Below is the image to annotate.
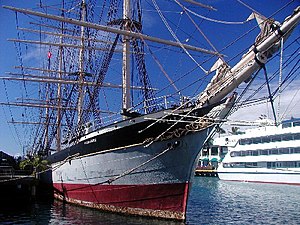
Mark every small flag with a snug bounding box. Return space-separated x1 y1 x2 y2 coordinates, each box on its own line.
48 51 52 59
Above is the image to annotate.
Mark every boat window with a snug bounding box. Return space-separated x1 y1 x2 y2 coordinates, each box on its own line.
239 138 251 145
260 150 268 155
270 149 279 155
293 121 300 127
252 150 258 156
240 151 246 156
271 135 281 142
246 150 252 156
282 122 292 128
252 137 261 144
223 163 230 168
245 163 251 167
261 136 271 143
231 162 245 168
211 147 218 155
293 133 300 140
284 161 295 167
279 148 289 154
246 162 258 168
281 134 293 141
230 151 241 157
292 147 300 154
235 151 241 156
223 161 300 169
220 146 228 155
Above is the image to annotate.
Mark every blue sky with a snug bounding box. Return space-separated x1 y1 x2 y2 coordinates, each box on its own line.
0 0 299 156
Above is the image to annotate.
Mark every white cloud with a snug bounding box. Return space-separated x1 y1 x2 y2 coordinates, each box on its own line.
228 79 300 125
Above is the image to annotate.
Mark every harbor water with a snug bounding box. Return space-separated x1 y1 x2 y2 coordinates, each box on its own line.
1 176 300 224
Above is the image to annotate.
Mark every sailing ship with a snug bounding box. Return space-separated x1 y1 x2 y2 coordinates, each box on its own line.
1 0 300 221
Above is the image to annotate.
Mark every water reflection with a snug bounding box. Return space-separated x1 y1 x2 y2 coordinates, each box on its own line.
50 200 183 225
1 177 300 224
186 177 300 225
0 198 183 225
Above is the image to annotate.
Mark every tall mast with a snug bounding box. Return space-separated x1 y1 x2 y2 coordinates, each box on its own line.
122 0 131 112
56 1 65 151
77 0 86 124
45 81 50 150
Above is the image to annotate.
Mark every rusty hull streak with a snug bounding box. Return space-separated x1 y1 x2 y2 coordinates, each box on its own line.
54 193 185 221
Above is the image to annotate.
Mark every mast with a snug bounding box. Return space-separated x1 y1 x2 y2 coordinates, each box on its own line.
45 77 50 151
56 1 65 152
122 0 131 112
77 0 86 125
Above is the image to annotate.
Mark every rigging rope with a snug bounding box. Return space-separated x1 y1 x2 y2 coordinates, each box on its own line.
277 38 284 122
231 37 300 117
262 66 277 125
228 35 300 123
182 2 246 25
151 0 208 74
174 0 225 63
1 80 22 150
236 0 262 17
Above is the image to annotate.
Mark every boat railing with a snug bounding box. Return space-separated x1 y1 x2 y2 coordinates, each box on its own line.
62 95 186 144
90 95 185 130
131 94 188 115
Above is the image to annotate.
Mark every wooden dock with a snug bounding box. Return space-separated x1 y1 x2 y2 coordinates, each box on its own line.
0 166 41 201
195 169 218 177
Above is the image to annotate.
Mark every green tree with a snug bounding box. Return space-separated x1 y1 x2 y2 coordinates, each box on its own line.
19 155 49 174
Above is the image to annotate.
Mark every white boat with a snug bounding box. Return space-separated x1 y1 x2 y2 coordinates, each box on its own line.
218 118 300 185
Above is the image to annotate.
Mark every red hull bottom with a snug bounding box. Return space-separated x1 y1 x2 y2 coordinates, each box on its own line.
53 182 189 221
